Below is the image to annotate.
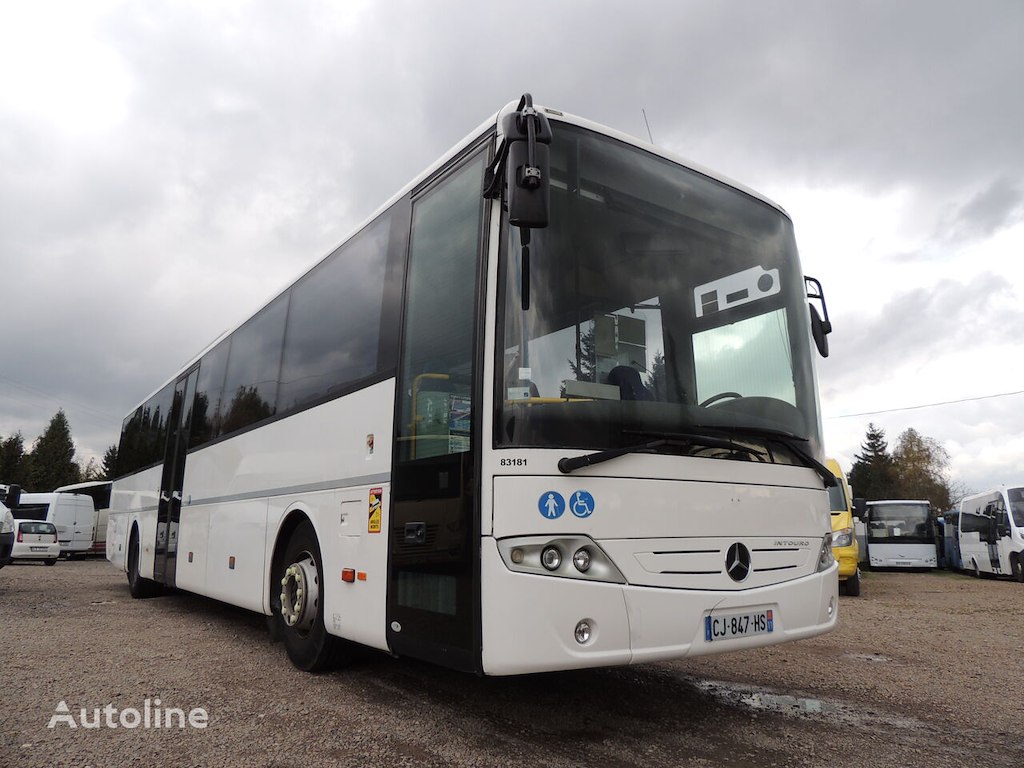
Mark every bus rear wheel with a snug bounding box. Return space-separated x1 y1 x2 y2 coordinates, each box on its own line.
272 520 348 672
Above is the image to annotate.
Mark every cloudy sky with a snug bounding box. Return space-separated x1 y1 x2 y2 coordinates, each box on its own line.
1 0 1021 495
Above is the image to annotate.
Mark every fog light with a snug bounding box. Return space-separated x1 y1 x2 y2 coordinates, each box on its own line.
510 548 524 564
541 546 562 571
828 596 835 617
574 619 592 644
573 548 592 572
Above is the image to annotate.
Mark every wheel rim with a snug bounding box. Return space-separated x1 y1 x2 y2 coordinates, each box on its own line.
279 554 319 634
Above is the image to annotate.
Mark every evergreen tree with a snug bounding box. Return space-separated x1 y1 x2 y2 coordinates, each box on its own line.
101 445 118 480
848 423 896 500
567 327 598 384
645 351 668 401
0 432 28 485
26 409 81 491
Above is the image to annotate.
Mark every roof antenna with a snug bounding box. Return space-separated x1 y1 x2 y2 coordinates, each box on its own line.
641 108 654 144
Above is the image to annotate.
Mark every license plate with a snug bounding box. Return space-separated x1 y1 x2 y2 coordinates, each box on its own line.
705 609 774 642
30 546 48 552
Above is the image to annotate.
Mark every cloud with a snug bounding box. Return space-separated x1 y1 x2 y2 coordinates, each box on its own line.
1 0 1022 481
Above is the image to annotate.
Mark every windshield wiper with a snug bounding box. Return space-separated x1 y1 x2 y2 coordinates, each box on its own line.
702 425 837 488
557 432 765 474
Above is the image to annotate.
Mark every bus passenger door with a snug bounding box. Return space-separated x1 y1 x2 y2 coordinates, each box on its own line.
153 367 198 587
388 145 488 673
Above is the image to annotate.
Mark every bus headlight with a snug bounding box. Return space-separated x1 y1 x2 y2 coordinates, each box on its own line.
541 546 562 571
817 534 835 572
497 536 626 584
573 548 592 572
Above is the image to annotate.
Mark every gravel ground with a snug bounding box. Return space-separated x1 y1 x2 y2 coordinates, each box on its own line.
1 560 1022 767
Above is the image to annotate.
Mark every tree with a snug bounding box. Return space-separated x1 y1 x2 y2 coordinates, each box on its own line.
891 428 954 512
567 326 598 384
848 423 896 500
79 457 103 482
0 432 28 485
645 351 668 401
26 409 81 491
101 445 118 481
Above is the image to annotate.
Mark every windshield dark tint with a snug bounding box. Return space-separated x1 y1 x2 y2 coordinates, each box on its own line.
497 123 822 461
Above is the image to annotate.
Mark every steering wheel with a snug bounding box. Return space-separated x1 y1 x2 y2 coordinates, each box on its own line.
699 391 742 407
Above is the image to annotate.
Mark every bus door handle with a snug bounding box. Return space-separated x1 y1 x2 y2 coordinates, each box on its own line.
404 522 426 545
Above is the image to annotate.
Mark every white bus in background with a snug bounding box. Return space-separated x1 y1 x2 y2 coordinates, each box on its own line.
108 93 839 675
13 492 96 557
958 487 1024 581
865 500 938 569
55 481 112 556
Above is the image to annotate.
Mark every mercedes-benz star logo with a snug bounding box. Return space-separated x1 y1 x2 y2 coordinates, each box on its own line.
725 543 751 582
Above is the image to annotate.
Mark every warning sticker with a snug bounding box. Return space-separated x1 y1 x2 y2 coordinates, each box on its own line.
368 487 382 534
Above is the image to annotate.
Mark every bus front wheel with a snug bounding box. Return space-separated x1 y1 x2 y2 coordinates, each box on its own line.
1011 554 1024 584
127 528 162 599
843 569 861 597
273 520 348 672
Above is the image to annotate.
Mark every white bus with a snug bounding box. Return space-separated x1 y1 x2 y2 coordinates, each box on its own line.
958 487 1024 581
107 94 839 675
865 500 938 569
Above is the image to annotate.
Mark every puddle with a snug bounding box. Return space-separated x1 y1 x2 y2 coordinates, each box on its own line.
692 679 925 730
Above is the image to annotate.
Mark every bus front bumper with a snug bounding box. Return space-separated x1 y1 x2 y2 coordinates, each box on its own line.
480 540 838 676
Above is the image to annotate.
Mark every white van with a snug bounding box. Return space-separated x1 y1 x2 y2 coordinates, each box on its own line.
13 493 96 556
958 486 1024 581
55 481 112 555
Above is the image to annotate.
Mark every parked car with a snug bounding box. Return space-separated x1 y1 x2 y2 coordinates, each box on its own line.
11 492 96 557
11 520 60 565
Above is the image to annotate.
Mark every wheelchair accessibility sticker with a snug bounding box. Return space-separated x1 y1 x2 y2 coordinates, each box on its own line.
570 490 595 518
538 491 565 519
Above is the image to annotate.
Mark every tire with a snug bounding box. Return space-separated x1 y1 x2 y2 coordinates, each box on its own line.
844 570 861 597
1012 554 1024 584
45 558 57 567
127 528 163 599
271 519 348 672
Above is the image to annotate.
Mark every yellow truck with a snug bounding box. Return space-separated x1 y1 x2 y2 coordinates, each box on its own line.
826 458 861 596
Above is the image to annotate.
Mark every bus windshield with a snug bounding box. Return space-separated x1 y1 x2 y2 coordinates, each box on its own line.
498 123 822 462
868 503 930 540
827 483 848 514
1008 487 1024 526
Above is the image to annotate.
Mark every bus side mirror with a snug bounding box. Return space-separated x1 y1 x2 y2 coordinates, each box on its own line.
853 497 867 518
805 276 832 358
502 95 551 229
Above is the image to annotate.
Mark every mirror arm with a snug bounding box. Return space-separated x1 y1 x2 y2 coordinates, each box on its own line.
804 275 833 334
